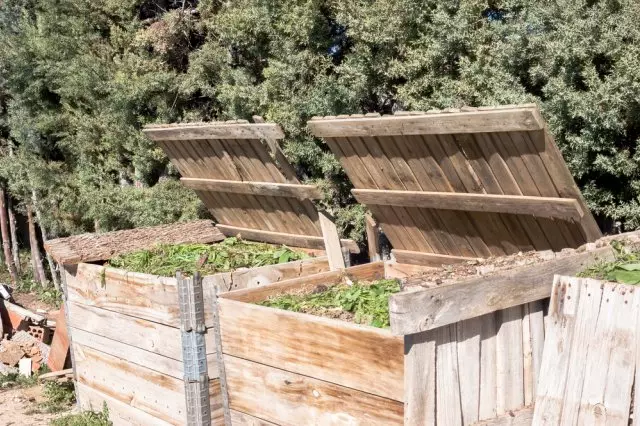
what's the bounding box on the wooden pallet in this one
[309,105,601,265]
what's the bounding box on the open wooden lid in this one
[144,120,358,253]
[309,105,601,266]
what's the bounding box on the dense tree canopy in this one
[1,0,639,245]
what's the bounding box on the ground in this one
[0,384,72,426]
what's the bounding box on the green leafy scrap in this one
[578,241,640,284]
[106,238,307,276]
[258,279,401,328]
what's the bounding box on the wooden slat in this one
[143,123,284,141]
[308,107,544,137]
[389,245,616,335]
[435,324,463,425]
[216,224,360,253]
[353,189,584,220]
[224,355,403,425]
[403,331,436,425]
[365,214,382,261]
[230,410,277,426]
[318,211,346,270]
[392,249,479,267]
[495,306,525,415]
[472,408,533,425]
[479,313,498,420]
[458,317,482,424]
[180,178,322,199]
[218,296,403,401]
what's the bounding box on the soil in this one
[10,292,59,314]
[0,384,71,426]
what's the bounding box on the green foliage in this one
[107,237,307,276]
[37,380,76,413]
[579,241,640,284]
[0,364,49,389]
[259,279,401,328]
[51,405,111,426]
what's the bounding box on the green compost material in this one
[106,237,307,276]
[258,279,401,328]
[578,241,640,284]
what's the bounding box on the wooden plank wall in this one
[310,106,601,265]
[404,300,546,425]
[64,256,330,425]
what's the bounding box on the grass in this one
[258,279,401,328]
[106,237,307,276]
[0,251,63,308]
[579,240,640,284]
[50,405,111,426]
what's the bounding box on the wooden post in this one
[365,214,381,262]
[318,211,346,271]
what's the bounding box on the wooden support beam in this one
[392,249,479,267]
[216,224,360,254]
[252,115,300,184]
[307,107,544,137]
[181,178,322,200]
[318,211,346,270]
[389,245,616,336]
[365,214,381,262]
[352,189,584,221]
[143,123,285,141]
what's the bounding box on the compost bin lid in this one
[44,220,224,265]
[308,104,601,266]
[143,120,358,253]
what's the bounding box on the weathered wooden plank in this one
[392,249,480,267]
[318,211,346,270]
[143,123,284,141]
[365,213,382,261]
[76,382,174,426]
[218,297,403,401]
[216,224,359,253]
[224,355,403,425]
[528,301,545,406]
[67,302,216,360]
[435,324,463,426]
[472,408,533,425]
[70,327,218,380]
[308,107,545,137]
[479,313,498,420]
[352,189,583,220]
[230,410,277,426]
[180,178,322,199]
[458,317,482,424]
[221,261,386,304]
[496,306,524,415]
[74,344,186,424]
[389,246,615,335]
[403,331,436,425]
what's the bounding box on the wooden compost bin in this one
[46,220,336,426]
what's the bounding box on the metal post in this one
[177,272,211,426]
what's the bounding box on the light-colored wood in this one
[70,327,218,380]
[403,331,436,425]
[211,287,231,426]
[435,324,463,426]
[218,297,403,401]
[528,301,545,407]
[67,302,216,360]
[479,313,498,420]
[352,189,584,220]
[230,410,277,426]
[495,306,524,415]
[180,178,322,199]
[224,355,403,425]
[216,224,359,254]
[472,408,534,425]
[220,261,386,304]
[251,115,299,184]
[389,246,615,335]
[74,344,186,424]
[458,317,482,424]
[143,123,285,141]
[365,214,382,261]
[392,249,480,267]
[318,211,346,270]
[383,261,435,280]
[308,107,545,137]
[76,382,174,426]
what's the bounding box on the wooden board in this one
[533,276,640,425]
[180,178,322,199]
[47,305,70,371]
[311,105,601,263]
[224,355,403,425]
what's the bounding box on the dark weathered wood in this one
[393,249,480,267]
[143,123,284,140]
[352,189,584,220]
[180,178,322,199]
[389,246,616,335]
[308,107,545,137]
[216,224,360,254]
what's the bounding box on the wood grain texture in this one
[47,305,69,371]
[389,246,615,335]
[180,178,322,199]
[218,297,403,401]
[404,331,436,425]
[230,410,278,426]
[224,355,403,426]
[143,123,285,140]
[471,408,533,425]
[308,107,545,137]
[318,211,346,270]
[352,189,584,220]
[392,249,480,267]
